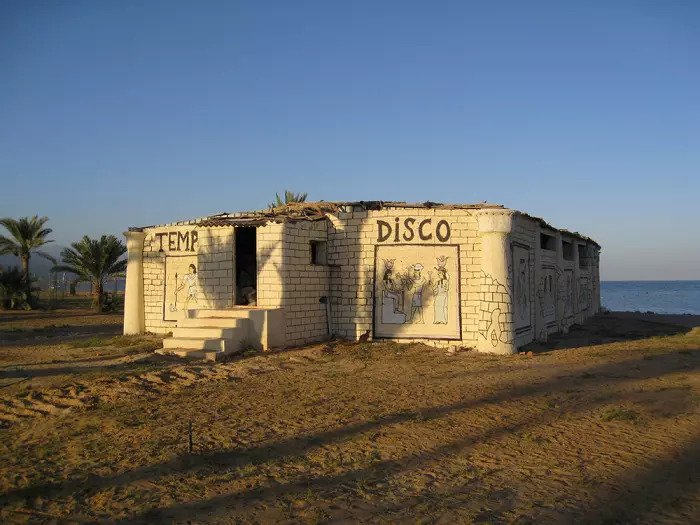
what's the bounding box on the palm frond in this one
[270,190,308,207]
[0,216,53,260]
[34,250,57,264]
[57,234,127,289]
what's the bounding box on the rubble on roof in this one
[129,200,598,247]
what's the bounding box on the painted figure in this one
[432,256,449,324]
[382,259,396,288]
[487,308,502,347]
[407,263,427,324]
[380,258,408,323]
[174,264,198,312]
[517,268,528,321]
[382,289,406,324]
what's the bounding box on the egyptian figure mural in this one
[478,270,513,347]
[538,266,557,326]
[512,244,531,331]
[164,255,199,321]
[375,245,460,339]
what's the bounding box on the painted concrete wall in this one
[282,220,332,346]
[125,206,601,352]
[136,222,285,334]
[256,222,285,309]
[325,207,483,346]
[140,225,235,333]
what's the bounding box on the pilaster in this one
[123,231,147,335]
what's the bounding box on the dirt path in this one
[0,314,699,524]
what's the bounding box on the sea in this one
[601,281,700,315]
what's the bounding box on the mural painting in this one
[557,268,575,328]
[536,265,557,340]
[478,270,514,347]
[374,245,460,339]
[578,276,591,313]
[164,255,199,321]
[538,266,557,325]
[512,244,531,332]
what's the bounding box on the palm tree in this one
[269,190,308,208]
[0,216,55,302]
[53,235,127,312]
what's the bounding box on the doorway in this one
[235,227,257,305]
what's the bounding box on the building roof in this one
[130,200,599,247]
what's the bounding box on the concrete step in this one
[155,348,222,362]
[163,337,226,352]
[181,307,286,351]
[172,327,239,339]
[188,309,253,319]
[178,317,248,329]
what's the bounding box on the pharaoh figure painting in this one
[374,245,460,339]
[164,255,199,321]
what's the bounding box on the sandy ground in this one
[0,310,699,524]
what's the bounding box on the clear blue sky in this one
[1,1,698,280]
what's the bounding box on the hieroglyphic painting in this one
[512,244,531,332]
[478,270,513,347]
[559,268,575,327]
[539,265,557,327]
[164,255,199,321]
[374,245,460,339]
[578,275,590,313]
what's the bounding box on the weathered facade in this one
[123,202,600,357]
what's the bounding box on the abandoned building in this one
[123,201,601,359]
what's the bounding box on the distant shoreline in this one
[602,280,700,283]
[607,311,700,328]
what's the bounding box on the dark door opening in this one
[235,227,257,305]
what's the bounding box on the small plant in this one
[600,407,639,422]
[269,190,308,208]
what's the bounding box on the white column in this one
[476,211,516,355]
[123,231,147,335]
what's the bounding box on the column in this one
[476,210,516,355]
[123,231,147,335]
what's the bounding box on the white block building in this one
[123,201,600,359]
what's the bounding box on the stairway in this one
[156,307,286,361]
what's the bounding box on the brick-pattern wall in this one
[326,208,482,347]
[282,220,331,346]
[142,226,234,334]
[256,223,285,308]
[477,270,513,346]
[135,208,600,350]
